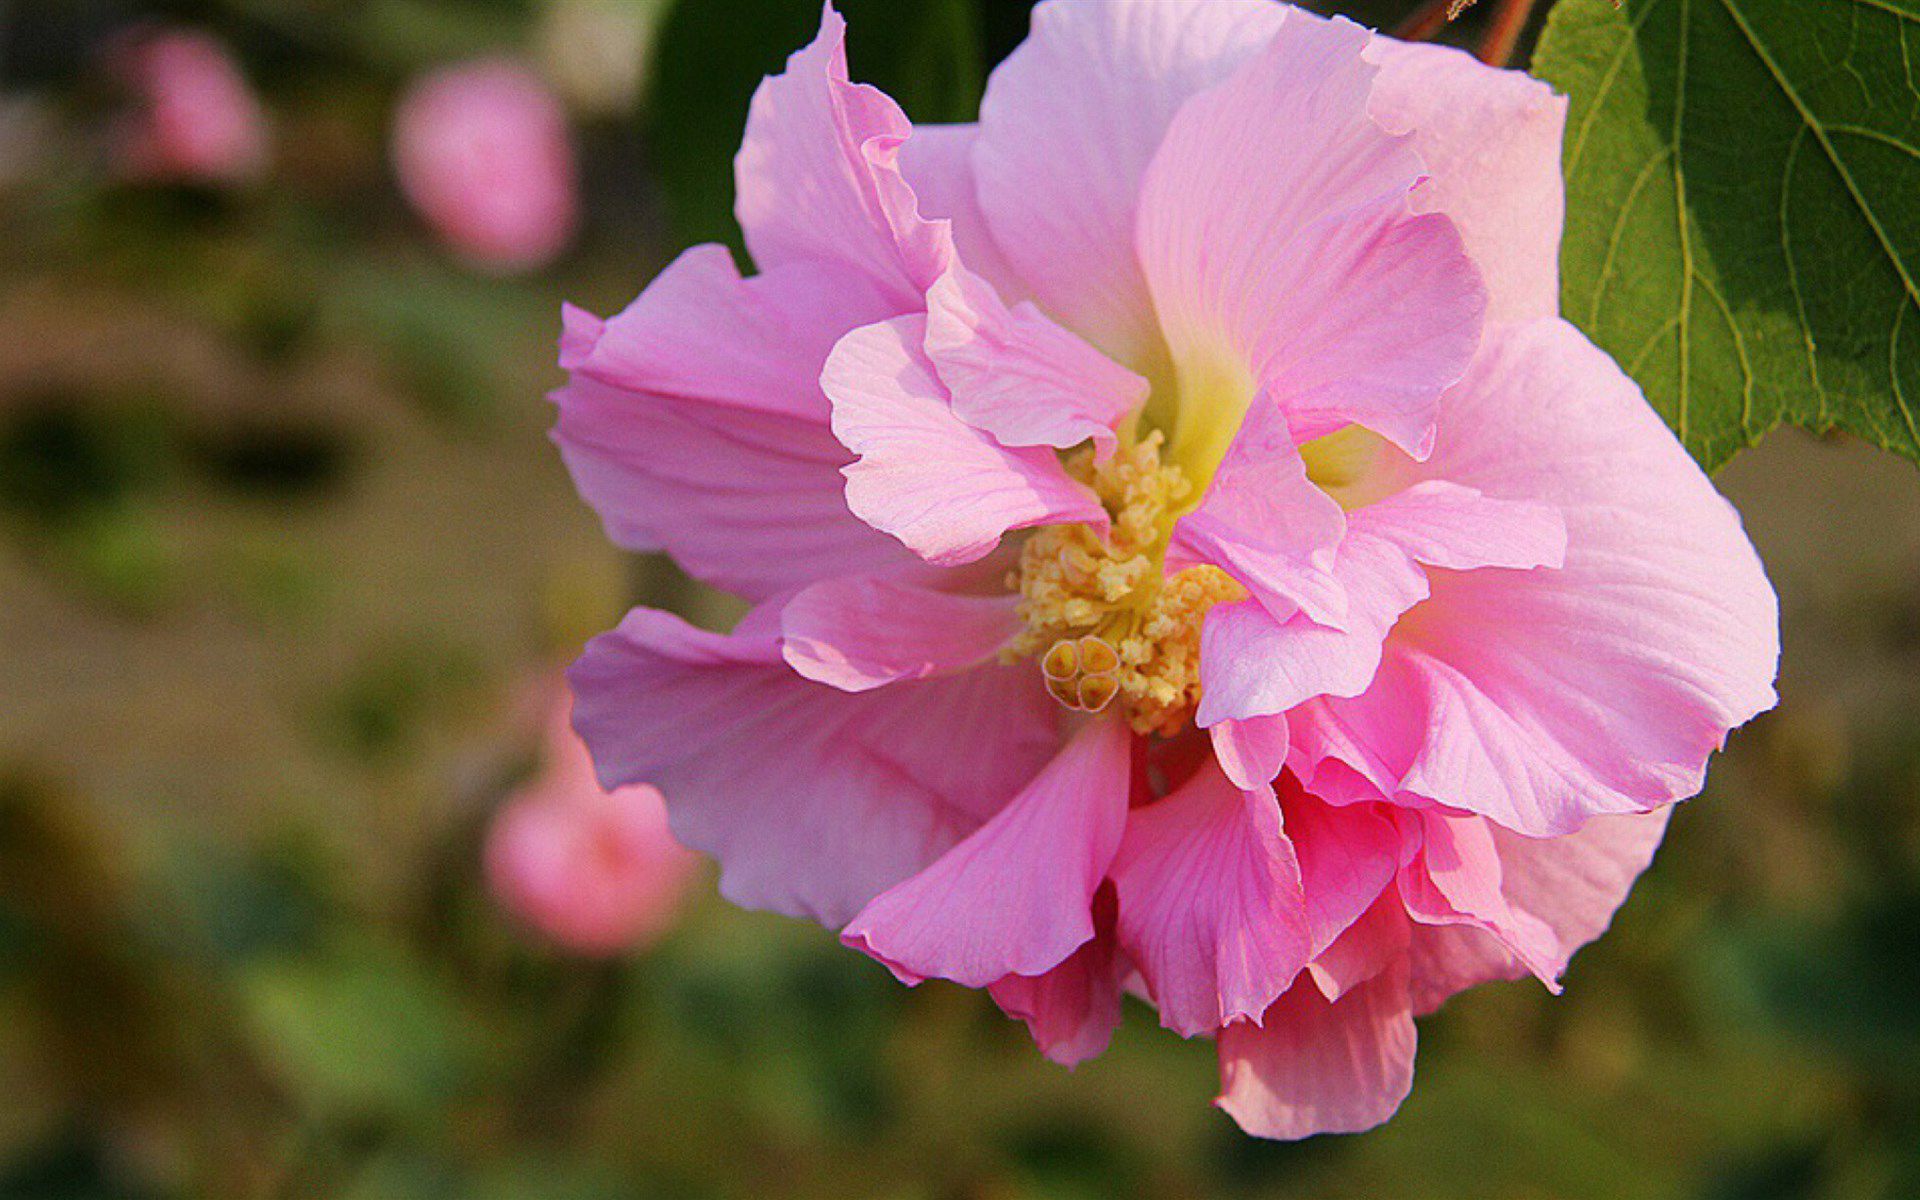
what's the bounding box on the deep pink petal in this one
[825,315,1107,566]
[734,5,950,306]
[1137,11,1485,459]
[1277,778,1401,960]
[842,719,1132,987]
[1296,320,1779,835]
[1216,960,1417,1141]
[924,268,1147,459]
[1368,39,1568,324]
[988,884,1126,1067]
[973,0,1285,363]
[553,248,914,599]
[1309,891,1412,1002]
[1111,761,1312,1037]
[569,607,1057,927]
[780,574,1020,692]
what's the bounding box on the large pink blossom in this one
[106,28,269,186]
[555,2,1778,1138]
[487,688,700,956]
[392,60,579,273]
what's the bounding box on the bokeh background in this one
[3,1,1919,1197]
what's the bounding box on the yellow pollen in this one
[1004,433,1247,736]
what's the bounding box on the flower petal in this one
[826,314,1107,566]
[1169,394,1349,628]
[1110,760,1311,1037]
[1215,960,1417,1141]
[842,718,1132,988]
[924,268,1147,458]
[553,247,913,598]
[1368,39,1569,324]
[1396,810,1562,986]
[1295,320,1779,836]
[734,4,950,305]
[896,123,1026,302]
[1277,777,1401,960]
[780,574,1021,691]
[988,884,1126,1067]
[973,0,1284,363]
[1210,713,1292,792]
[569,606,1056,927]
[1137,11,1485,461]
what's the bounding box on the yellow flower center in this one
[1004,432,1247,737]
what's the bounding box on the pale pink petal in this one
[1357,480,1566,575]
[780,575,1020,691]
[842,719,1132,987]
[825,315,1107,566]
[1405,922,1517,1015]
[1298,321,1779,835]
[1210,714,1291,792]
[988,885,1125,1067]
[1137,11,1484,458]
[1168,395,1349,627]
[1368,39,1569,324]
[1490,808,1671,978]
[924,268,1147,458]
[1216,960,1417,1141]
[1396,810,1561,985]
[896,123,1026,301]
[973,0,1285,363]
[734,5,949,306]
[569,607,1057,927]
[553,249,914,599]
[1110,761,1311,1037]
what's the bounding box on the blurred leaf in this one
[1535,0,1920,471]
[241,942,478,1120]
[645,0,982,250]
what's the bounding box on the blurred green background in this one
[2,1,1919,1197]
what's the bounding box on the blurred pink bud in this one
[486,695,699,955]
[107,28,269,186]
[392,60,580,273]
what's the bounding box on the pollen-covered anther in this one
[1008,434,1245,735]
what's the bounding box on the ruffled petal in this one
[1215,960,1417,1141]
[553,247,913,599]
[1137,11,1485,462]
[1368,39,1568,324]
[569,607,1056,927]
[1293,320,1779,836]
[1168,394,1349,628]
[780,574,1020,691]
[1491,808,1671,978]
[842,718,1132,987]
[1309,890,1412,1002]
[1396,810,1561,985]
[734,4,950,305]
[1110,760,1311,1037]
[825,315,1107,566]
[1277,777,1401,959]
[973,0,1284,363]
[896,123,1027,302]
[988,884,1125,1068]
[924,268,1147,459]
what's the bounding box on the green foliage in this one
[1535,0,1920,471]
[645,0,982,251]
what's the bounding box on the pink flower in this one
[106,28,268,186]
[555,2,1779,1138]
[486,691,700,955]
[392,60,579,273]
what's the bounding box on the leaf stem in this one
[1478,0,1542,66]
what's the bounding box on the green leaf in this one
[1534,0,1920,470]
[644,0,983,251]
